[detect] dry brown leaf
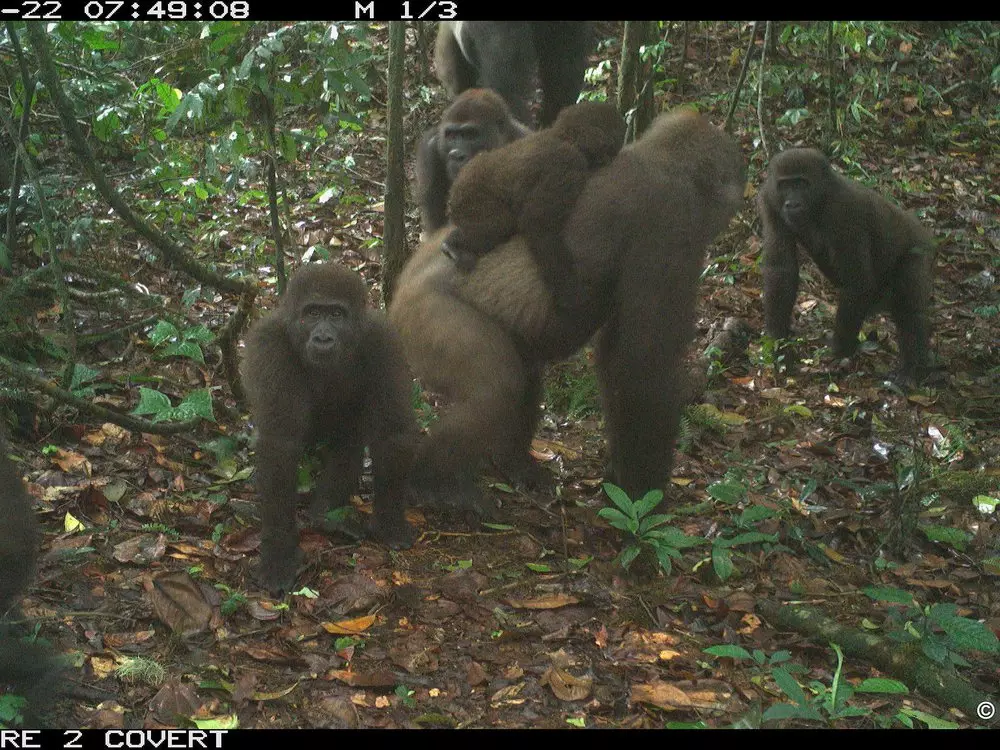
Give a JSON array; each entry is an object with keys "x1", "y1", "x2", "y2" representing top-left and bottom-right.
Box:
[
  {"x1": 104, "y1": 630, "x2": 155, "y2": 649},
  {"x1": 507, "y1": 593, "x2": 579, "y2": 610},
  {"x1": 113, "y1": 533, "x2": 167, "y2": 565},
  {"x1": 148, "y1": 680, "x2": 201, "y2": 725},
  {"x1": 820, "y1": 544, "x2": 849, "y2": 564},
  {"x1": 89, "y1": 656, "x2": 117, "y2": 680},
  {"x1": 321, "y1": 614, "x2": 376, "y2": 635},
  {"x1": 631, "y1": 680, "x2": 693, "y2": 711},
  {"x1": 251, "y1": 683, "x2": 299, "y2": 701},
  {"x1": 149, "y1": 570, "x2": 213, "y2": 636},
  {"x1": 52, "y1": 449, "x2": 91, "y2": 475},
  {"x1": 490, "y1": 683, "x2": 526, "y2": 704},
  {"x1": 542, "y1": 666, "x2": 592, "y2": 701}
]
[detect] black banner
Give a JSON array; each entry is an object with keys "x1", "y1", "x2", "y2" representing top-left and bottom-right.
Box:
[{"x1": 2, "y1": 1, "x2": 617, "y2": 21}]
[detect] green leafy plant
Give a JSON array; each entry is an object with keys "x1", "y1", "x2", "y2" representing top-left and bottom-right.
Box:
[
  {"x1": 148, "y1": 320, "x2": 213, "y2": 364},
  {"x1": 544, "y1": 353, "x2": 600, "y2": 418},
  {"x1": 131, "y1": 387, "x2": 215, "y2": 424},
  {"x1": 411, "y1": 380, "x2": 437, "y2": 430},
  {"x1": 0, "y1": 692, "x2": 28, "y2": 728},
  {"x1": 763, "y1": 644, "x2": 869, "y2": 724},
  {"x1": 394, "y1": 684, "x2": 416, "y2": 708},
  {"x1": 598, "y1": 483, "x2": 703, "y2": 574},
  {"x1": 115, "y1": 656, "x2": 166, "y2": 686},
  {"x1": 865, "y1": 586, "x2": 1000, "y2": 665}
]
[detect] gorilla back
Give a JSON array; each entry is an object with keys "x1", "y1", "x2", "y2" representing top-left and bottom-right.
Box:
[{"x1": 390, "y1": 108, "x2": 745, "y2": 508}]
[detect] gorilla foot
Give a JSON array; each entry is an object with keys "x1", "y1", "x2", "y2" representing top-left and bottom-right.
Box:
[
  {"x1": 495, "y1": 455, "x2": 555, "y2": 493},
  {"x1": 254, "y1": 546, "x2": 304, "y2": 596},
  {"x1": 370, "y1": 515, "x2": 418, "y2": 550}
]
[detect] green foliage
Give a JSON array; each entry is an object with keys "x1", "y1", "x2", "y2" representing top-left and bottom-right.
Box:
[
  {"x1": 69, "y1": 364, "x2": 103, "y2": 398},
  {"x1": 677, "y1": 404, "x2": 736, "y2": 453},
  {"x1": 752, "y1": 335, "x2": 792, "y2": 375},
  {"x1": 410, "y1": 380, "x2": 436, "y2": 430},
  {"x1": 394, "y1": 684, "x2": 416, "y2": 708},
  {"x1": 598, "y1": 483, "x2": 704, "y2": 574},
  {"x1": 140, "y1": 523, "x2": 180, "y2": 538},
  {"x1": 115, "y1": 656, "x2": 166, "y2": 686},
  {"x1": 131, "y1": 387, "x2": 215, "y2": 423},
  {"x1": 148, "y1": 320, "x2": 213, "y2": 364},
  {"x1": 544, "y1": 354, "x2": 600, "y2": 418},
  {"x1": 214, "y1": 585, "x2": 247, "y2": 617},
  {"x1": 864, "y1": 586, "x2": 1000, "y2": 665},
  {"x1": 0, "y1": 692, "x2": 28, "y2": 728},
  {"x1": 704, "y1": 645, "x2": 910, "y2": 726}
]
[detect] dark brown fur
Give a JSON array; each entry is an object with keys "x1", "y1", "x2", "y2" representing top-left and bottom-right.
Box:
[
  {"x1": 242, "y1": 264, "x2": 416, "y2": 594},
  {"x1": 435, "y1": 22, "x2": 592, "y2": 127},
  {"x1": 0, "y1": 431, "x2": 58, "y2": 725},
  {"x1": 389, "y1": 108, "x2": 745, "y2": 506},
  {"x1": 565, "y1": 109, "x2": 746, "y2": 497},
  {"x1": 442, "y1": 101, "x2": 626, "y2": 308},
  {"x1": 415, "y1": 89, "x2": 530, "y2": 236},
  {"x1": 760, "y1": 148, "x2": 935, "y2": 381}
]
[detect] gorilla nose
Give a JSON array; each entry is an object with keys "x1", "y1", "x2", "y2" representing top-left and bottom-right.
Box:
[{"x1": 449, "y1": 150, "x2": 468, "y2": 164}]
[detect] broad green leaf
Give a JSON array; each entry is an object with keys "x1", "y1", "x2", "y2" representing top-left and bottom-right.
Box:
[
  {"x1": 771, "y1": 667, "x2": 808, "y2": 706},
  {"x1": 898, "y1": 708, "x2": 958, "y2": 729},
  {"x1": 618, "y1": 544, "x2": 641, "y2": 570},
  {"x1": 922, "y1": 524, "x2": 971, "y2": 551},
  {"x1": 597, "y1": 507, "x2": 634, "y2": 532},
  {"x1": 602, "y1": 483, "x2": 636, "y2": 515},
  {"x1": 653, "y1": 544, "x2": 674, "y2": 575},
  {"x1": 175, "y1": 389, "x2": 216, "y2": 422},
  {"x1": 148, "y1": 320, "x2": 180, "y2": 346},
  {"x1": 712, "y1": 546, "x2": 734, "y2": 581},
  {"x1": 863, "y1": 586, "x2": 915, "y2": 605},
  {"x1": 131, "y1": 388, "x2": 172, "y2": 416},
  {"x1": 933, "y1": 613, "x2": 1000, "y2": 653},
  {"x1": 856, "y1": 678, "x2": 909, "y2": 694},
  {"x1": 762, "y1": 703, "x2": 822, "y2": 722},
  {"x1": 703, "y1": 645, "x2": 752, "y2": 660},
  {"x1": 707, "y1": 479, "x2": 746, "y2": 505},
  {"x1": 633, "y1": 489, "x2": 664, "y2": 518},
  {"x1": 715, "y1": 531, "x2": 779, "y2": 548},
  {"x1": 637, "y1": 513, "x2": 673, "y2": 535}
]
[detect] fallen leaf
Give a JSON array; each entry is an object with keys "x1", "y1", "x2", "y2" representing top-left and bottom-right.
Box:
[
  {"x1": 251, "y1": 683, "x2": 299, "y2": 701},
  {"x1": 113, "y1": 534, "x2": 167, "y2": 565},
  {"x1": 149, "y1": 570, "x2": 214, "y2": 636},
  {"x1": 321, "y1": 614, "x2": 376, "y2": 635},
  {"x1": 507, "y1": 593, "x2": 579, "y2": 610},
  {"x1": 542, "y1": 666, "x2": 592, "y2": 701}
]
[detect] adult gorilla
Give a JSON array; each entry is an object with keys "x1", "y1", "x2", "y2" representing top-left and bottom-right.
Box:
[{"x1": 390, "y1": 109, "x2": 745, "y2": 507}]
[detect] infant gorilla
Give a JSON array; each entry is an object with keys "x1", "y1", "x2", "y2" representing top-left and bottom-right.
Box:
[{"x1": 441, "y1": 101, "x2": 626, "y2": 306}]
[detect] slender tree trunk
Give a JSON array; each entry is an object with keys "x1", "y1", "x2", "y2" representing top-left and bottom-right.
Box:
[{"x1": 382, "y1": 21, "x2": 408, "y2": 305}]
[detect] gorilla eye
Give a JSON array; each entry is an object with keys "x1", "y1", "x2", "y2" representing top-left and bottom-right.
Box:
[{"x1": 331, "y1": 307, "x2": 346, "y2": 318}]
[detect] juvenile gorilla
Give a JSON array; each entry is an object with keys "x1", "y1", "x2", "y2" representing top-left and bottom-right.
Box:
[
  {"x1": 242, "y1": 264, "x2": 416, "y2": 594},
  {"x1": 441, "y1": 101, "x2": 626, "y2": 311},
  {"x1": 435, "y1": 22, "x2": 592, "y2": 127},
  {"x1": 760, "y1": 148, "x2": 936, "y2": 382},
  {"x1": 390, "y1": 108, "x2": 745, "y2": 506},
  {"x1": 415, "y1": 89, "x2": 530, "y2": 235}
]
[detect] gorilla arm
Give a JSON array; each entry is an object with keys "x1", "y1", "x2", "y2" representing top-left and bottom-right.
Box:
[{"x1": 241, "y1": 315, "x2": 313, "y2": 592}]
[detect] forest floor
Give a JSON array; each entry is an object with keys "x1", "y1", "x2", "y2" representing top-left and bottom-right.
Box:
[{"x1": 7, "y1": 22, "x2": 1000, "y2": 729}]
